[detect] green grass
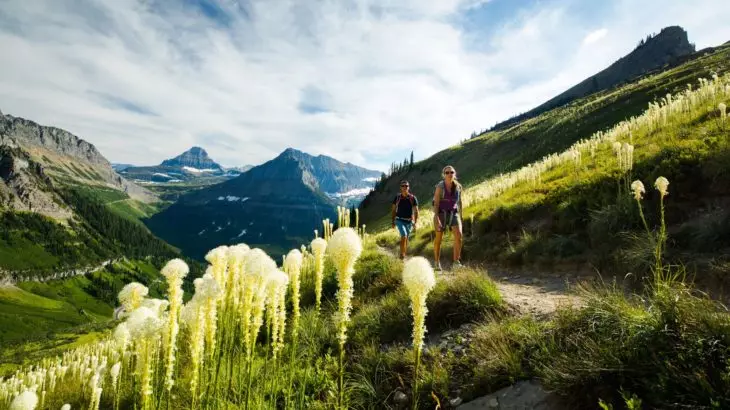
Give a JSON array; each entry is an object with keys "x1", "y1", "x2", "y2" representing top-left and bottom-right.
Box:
[
  {"x1": 0, "y1": 234, "x2": 59, "y2": 270},
  {"x1": 350, "y1": 269, "x2": 505, "y2": 347},
  {"x1": 0, "y1": 259, "x2": 163, "y2": 347},
  {"x1": 107, "y1": 198, "x2": 163, "y2": 224}
]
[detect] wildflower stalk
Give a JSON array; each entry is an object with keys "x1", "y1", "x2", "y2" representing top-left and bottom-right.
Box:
[
  {"x1": 284, "y1": 250, "x2": 303, "y2": 408},
  {"x1": 401, "y1": 257, "x2": 436, "y2": 410},
  {"x1": 654, "y1": 177, "x2": 669, "y2": 280},
  {"x1": 311, "y1": 238, "x2": 328, "y2": 312},
  {"x1": 327, "y1": 228, "x2": 363, "y2": 409},
  {"x1": 161, "y1": 259, "x2": 189, "y2": 394}
]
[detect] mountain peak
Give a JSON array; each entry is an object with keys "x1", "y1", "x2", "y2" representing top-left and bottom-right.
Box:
[
  {"x1": 489, "y1": 25, "x2": 696, "y2": 132},
  {"x1": 160, "y1": 146, "x2": 222, "y2": 170}
]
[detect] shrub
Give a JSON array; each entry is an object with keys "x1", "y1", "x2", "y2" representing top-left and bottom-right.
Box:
[
  {"x1": 535, "y1": 282, "x2": 730, "y2": 409},
  {"x1": 352, "y1": 250, "x2": 402, "y2": 300},
  {"x1": 350, "y1": 270, "x2": 505, "y2": 346},
  {"x1": 427, "y1": 269, "x2": 504, "y2": 330}
]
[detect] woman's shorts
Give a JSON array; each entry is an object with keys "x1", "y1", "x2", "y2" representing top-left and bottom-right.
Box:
[
  {"x1": 395, "y1": 219, "x2": 413, "y2": 238},
  {"x1": 436, "y1": 211, "x2": 462, "y2": 232}
]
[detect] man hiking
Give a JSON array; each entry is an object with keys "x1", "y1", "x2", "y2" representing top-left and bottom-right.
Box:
[{"x1": 391, "y1": 180, "x2": 419, "y2": 260}]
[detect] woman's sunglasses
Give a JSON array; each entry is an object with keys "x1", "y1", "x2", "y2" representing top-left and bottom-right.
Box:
[{"x1": 443, "y1": 171, "x2": 455, "y2": 175}]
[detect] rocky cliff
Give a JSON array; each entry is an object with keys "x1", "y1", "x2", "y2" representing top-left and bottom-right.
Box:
[{"x1": 0, "y1": 111, "x2": 156, "y2": 205}]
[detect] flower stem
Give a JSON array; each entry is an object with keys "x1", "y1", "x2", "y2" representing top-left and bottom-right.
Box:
[
  {"x1": 338, "y1": 342, "x2": 345, "y2": 410},
  {"x1": 412, "y1": 347, "x2": 421, "y2": 410}
]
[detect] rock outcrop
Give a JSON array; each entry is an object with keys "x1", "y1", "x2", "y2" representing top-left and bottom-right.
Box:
[{"x1": 0, "y1": 111, "x2": 156, "y2": 204}]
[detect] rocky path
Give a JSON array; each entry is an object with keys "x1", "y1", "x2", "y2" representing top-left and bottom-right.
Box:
[{"x1": 379, "y1": 247, "x2": 587, "y2": 409}]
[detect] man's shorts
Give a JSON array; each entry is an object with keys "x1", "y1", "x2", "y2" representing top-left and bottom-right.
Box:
[
  {"x1": 436, "y1": 211, "x2": 462, "y2": 232},
  {"x1": 395, "y1": 218, "x2": 413, "y2": 238}
]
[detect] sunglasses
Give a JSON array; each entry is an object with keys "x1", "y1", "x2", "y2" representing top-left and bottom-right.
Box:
[
  {"x1": 400, "y1": 185, "x2": 409, "y2": 188},
  {"x1": 444, "y1": 171, "x2": 455, "y2": 175}
]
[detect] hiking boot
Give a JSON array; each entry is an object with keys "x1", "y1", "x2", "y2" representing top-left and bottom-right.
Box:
[
  {"x1": 453, "y1": 260, "x2": 462, "y2": 268},
  {"x1": 434, "y1": 261, "x2": 443, "y2": 271}
]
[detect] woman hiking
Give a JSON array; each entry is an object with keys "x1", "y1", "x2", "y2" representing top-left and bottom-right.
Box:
[{"x1": 432, "y1": 165, "x2": 463, "y2": 271}]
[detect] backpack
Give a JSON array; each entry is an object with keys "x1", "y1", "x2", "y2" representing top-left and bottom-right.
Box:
[
  {"x1": 394, "y1": 194, "x2": 416, "y2": 210},
  {"x1": 433, "y1": 180, "x2": 461, "y2": 208}
]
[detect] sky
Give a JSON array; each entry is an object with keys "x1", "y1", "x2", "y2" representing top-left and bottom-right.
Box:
[{"x1": 1, "y1": 0, "x2": 729, "y2": 171}]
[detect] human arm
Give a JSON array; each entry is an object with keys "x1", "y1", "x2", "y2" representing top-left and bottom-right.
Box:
[
  {"x1": 391, "y1": 203, "x2": 396, "y2": 228},
  {"x1": 413, "y1": 205, "x2": 419, "y2": 230},
  {"x1": 433, "y1": 186, "x2": 442, "y2": 229}
]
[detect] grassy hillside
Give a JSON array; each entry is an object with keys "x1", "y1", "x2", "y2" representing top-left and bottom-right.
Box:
[
  {"x1": 361, "y1": 44, "x2": 730, "y2": 231},
  {"x1": 0, "y1": 259, "x2": 164, "y2": 367},
  {"x1": 0, "y1": 185, "x2": 177, "y2": 277},
  {"x1": 365, "y1": 45, "x2": 730, "y2": 286}
]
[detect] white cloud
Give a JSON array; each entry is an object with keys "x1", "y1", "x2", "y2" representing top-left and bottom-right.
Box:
[
  {"x1": 583, "y1": 28, "x2": 608, "y2": 45},
  {"x1": 0, "y1": 0, "x2": 729, "y2": 172}
]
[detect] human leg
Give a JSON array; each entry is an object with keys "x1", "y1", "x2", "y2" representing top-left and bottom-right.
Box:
[
  {"x1": 451, "y1": 214, "x2": 463, "y2": 263},
  {"x1": 395, "y1": 219, "x2": 412, "y2": 258}
]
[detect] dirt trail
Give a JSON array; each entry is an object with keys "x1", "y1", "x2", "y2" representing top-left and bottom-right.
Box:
[{"x1": 378, "y1": 247, "x2": 584, "y2": 409}]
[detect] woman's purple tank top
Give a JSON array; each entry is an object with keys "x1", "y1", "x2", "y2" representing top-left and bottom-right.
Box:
[{"x1": 439, "y1": 182, "x2": 458, "y2": 212}]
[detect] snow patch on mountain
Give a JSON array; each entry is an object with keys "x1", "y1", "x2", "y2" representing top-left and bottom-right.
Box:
[
  {"x1": 326, "y1": 187, "x2": 373, "y2": 198},
  {"x1": 183, "y1": 166, "x2": 217, "y2": 174}
]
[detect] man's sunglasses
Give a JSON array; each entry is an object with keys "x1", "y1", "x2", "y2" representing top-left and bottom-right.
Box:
[{"x1": 400, "y1": 185, "x2": 409, "y2": 188}]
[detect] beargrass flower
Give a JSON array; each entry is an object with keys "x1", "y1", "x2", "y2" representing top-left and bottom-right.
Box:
[
  {"x1": 402, "y1": 257, "x2": 436, "y2": 350},
  {"x1": 61, "y1": 405, "x2": 71, "y2": 410},
  {"x1": 720, "y1": 102, "x2": 727, "y2": 120},
  {"x1": 110, "y1": 362, "x2": 121, "y2": 391},
  {"x1": 310, "y1": 238, "x2": 328, "y2": 311},
  {"x1": 161, "y1": 259, "x2": 189, "y2": 391},
  {"x1": 9, "y1": 390, "x2": 38, "y2": 410},
  {"x1": 266, "y1": 270, "x2": 289, "y2": 359},
  {"x1": 402, "y1": 257, "x2": 436, "y2": 409},
  {"x1": 631, "y1": 180, "x2": 645, "y2": 200},
  {"x1": 227, "y1": 245, "x2": 249, "y2": 311},
  {"x1": 117, "y1": 282, "x2": 148, "y2": 314},
  {"x1": 328, "y1": 227, "x2": 362, "y2": 408},
  {"x1": 242, "y1": 249, "x2": 276, "y2": 354},
  {"x1": 284, "y1": 249, "x2": 304, "y2": 331},
  {"x1": 113, "y1": 322, "x2": 131, "y2": 350},
  {"x1": 205, "y1": 245, "x2": 229, "y2": 289},
  {"x1": 140, "y1": 298, "x2": 169, "y2": 317},
  {"x1": 655, "y1": 176, "x2": 669, "y2": 197}
]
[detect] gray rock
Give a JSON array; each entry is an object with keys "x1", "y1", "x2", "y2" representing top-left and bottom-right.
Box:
[
  {"x1": 450, "y1": 397, "x2": 463, "y2": 407},
  {"x1": 394, "y1": 391, "x2": 408, "y2": 405},
  {"x1": 457, "y1": 380, "x2": 563, "y2": 410}
]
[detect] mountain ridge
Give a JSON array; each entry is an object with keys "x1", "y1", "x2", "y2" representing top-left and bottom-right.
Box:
[
  {"x1": 488, "y1": 26, "x2": 696, "y2": 132},
  {"x1": 147, "y1": 148, "x2": 379, "y2": 258}
]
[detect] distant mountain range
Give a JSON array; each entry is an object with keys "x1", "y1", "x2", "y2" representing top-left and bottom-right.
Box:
[
  {"x1": 117, "y1": 147, "x2": 251, "y2": 184},
  {"x1": 146, "y1": 148, "x2": 380, "y2": 259}
]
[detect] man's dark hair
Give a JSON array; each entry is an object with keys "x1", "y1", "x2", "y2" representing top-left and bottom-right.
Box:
[{"x1": 400, "y1": 180, "x2": 409, "y2": 186}]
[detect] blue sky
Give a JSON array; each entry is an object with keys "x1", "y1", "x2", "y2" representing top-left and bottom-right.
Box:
[{"x1": 0, "y1": 0, "x2": 729, "y2": 171}]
